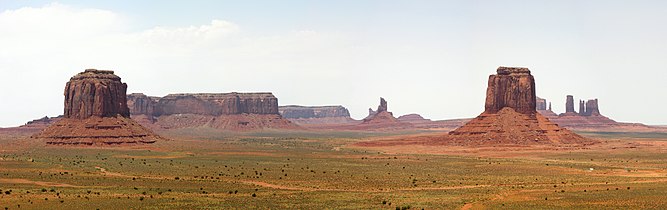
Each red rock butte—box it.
[33,69,161,145]
[446,67,592,145]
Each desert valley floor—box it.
[2,129,667,209]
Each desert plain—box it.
[0,128,666,209]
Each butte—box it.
[32,69,161,145]
[445,67,592,145]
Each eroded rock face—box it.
[377,98,388,113]
[33,69,160,145]
[64,69,130,119]
[583,99,600,116]
[127,93,157,116]
[484,67,536,115]
[565,95,576,114]
[154,93,279,116]
[125,92,298,131]
[279,105,351,119]
[536,97,547,110]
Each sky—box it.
[0,0,666,127]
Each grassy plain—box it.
[1,129,667,209]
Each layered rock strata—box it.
[279,105,357,125]
[126,92,297,130]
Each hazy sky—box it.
[1,0,666,127]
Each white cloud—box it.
[0,3,395,127]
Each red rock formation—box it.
[278,105,357,125]
[560,95,578,116]
[279,105,351,119]
[583,99,600,116]
[377,97,388,113]
[124,92,297,131]
[127,93,157,116]
[154,93,279,116]
[63,69,130,119]
[446,67,591,145]
[397,114,430,124]
[357,97,412,129]
[484,67,536,115]
[540,96,659,131]
[536,97,547,110]
[33,69,161,145]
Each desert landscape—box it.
[2,1,667,209]
[1,67,666,209]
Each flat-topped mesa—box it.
[484,66,536,115]
[154,92,279,116]
[279,105,351,119]
[64,69,129,119]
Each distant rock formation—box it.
[582,99,600,116]
[33,69,161,145]
[397,114,430,124]
[278,105,357,125]
[280,105,350,118]
[126,92,297,131]
[377,97,388,113]
[447,67,590,145]
[533,96,659,132]
[154,93,279,116]
[536,97,547,110]
[21,116,63,129]
[127,93,157,116]
[357,97,412,129]
[559,95,578,116]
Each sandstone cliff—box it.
[583,99,600,116]
[536,97,547,110]
[127,93,157,116]
[154,93,279,116]
[559,95,578,116]
[484,67,536,115]
[64,69,130,119]
[125,92,297,131]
